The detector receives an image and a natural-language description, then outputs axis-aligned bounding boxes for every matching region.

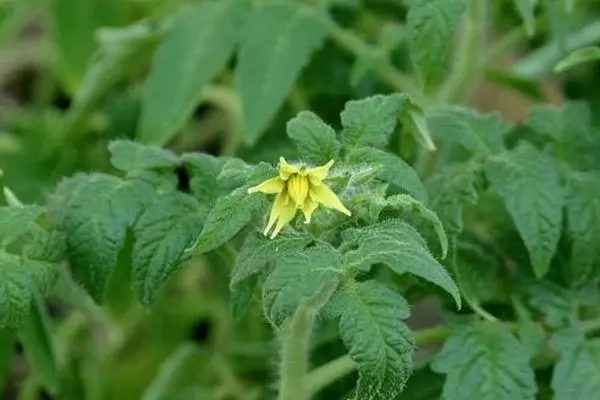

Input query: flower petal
[279,157,300,180]
[306,159,334,184]
[248,177,285,194]
[263,192,283,236]
[269,196,298,239]
[301,197,319,224]
[310,183,351,216]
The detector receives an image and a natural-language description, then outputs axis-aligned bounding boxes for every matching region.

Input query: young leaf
[139,0,247,145]
[564,171,600,285]
[182,153,228,206]
[0,205,44,247]
[427,106,509,155]
[342,220,461,307]
[191,187,266,255]
[513,0,536,37]
[263,243,342,326]
[0,329,15,394]
[286,111,341,164]
[0,251,55,329]
[555,46,600,72]
[50,0,123,92]
[325,280,414,400]
[50,174,154,302]
[237,2,328,145]
[18,296,59,395]
[340,93,407,148]
[427,163,478,236]
[348,147,427,203]
[133,192,206,305]
[407,0,468,89]
[524,101,590,142]
[108,140,180,173]
[485,144,563,277]
[522,279,580,328]
[399,98,436,151]
[432,322,537,400]
[550,329,600,399]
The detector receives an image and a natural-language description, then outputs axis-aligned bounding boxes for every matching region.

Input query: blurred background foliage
[1,0,600,399]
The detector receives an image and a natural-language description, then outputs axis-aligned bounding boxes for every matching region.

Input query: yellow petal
[279,157,300,180]
[306,160,334,184]
[248,177,285,194]
[263,192,283,236]
[287,175,309,207]
[301,197,319,224]
[310,183,351,216]
[269,195,298,239]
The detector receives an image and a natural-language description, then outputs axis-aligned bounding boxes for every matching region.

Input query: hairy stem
[278,282,339,400]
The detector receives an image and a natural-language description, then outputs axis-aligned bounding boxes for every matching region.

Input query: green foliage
[485,144,564,277]
[432,322,537,400]
[109,140,180,173]
[139,0,247,145]
[237,2,328,145]
[555,46,600,72]
[513,0,536,36]
[325,281,414,400]
[287,111,341,164]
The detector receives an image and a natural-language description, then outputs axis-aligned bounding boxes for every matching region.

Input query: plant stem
[278,282,339,400]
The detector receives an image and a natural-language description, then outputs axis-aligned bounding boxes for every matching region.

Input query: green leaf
[50,0,123,92]
[133,192,205,305]
[342,220,461,307]
[348,147,427,203]
[0,205,44,248]
[237,2,328,145]
[427,106,509,155]
[182,153,228,206]
[18,296,59,395]
[524,101,591,142]
[191,187,266,255]
[230,275,258,321]
[108,140,180,173]
[325,280,414,400]
[550,329,600,400]
[286,111,341,164]
[400,98,436,151]
[543,0,569,52]
[69,22,158,126]
[485,144,563,277]
[427,163,478,236]
[555,46,600,72]
[513,0,536,37]
[432,322,537,400]
[564,172,600,285]
[0,250,55,329]
[517,319,546,361]
[0,329,15,394]
[50,174,154,302]
[407,0,468,89]
[340,93,407,148]
[139,0,247,145]
[263,243,343,326]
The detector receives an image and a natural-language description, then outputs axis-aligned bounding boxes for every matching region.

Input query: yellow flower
[248,157,351,238]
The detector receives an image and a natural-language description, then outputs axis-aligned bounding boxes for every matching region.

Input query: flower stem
[278,282,339,400]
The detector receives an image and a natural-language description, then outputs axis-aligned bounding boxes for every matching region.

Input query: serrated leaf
[340,93,407,148]
[325,280,414,400]
[400,98,436,151]
[230,275,258,320]
[0,250,55,329]
[524,101,590,142]
[550,329,600,400]
[514,0,536,36]
[427,106,509,154]
[18,296,59,394]
[407,0,468,88]
[109,140,180,173]
[348,147,427,203]
[133,192,205,305]
[263,243,342,326]
[139,0,247,145]
[342,220,461,307]
[286,111,340,164]
[432,322,537,400]
[50,174,154,302]
[485,144,563,277]
[181,153,229,206]
[555,46,600,72]
[50,0,122,92]
[427,163,478,236]
[191,187,266,255]
[564,171,600,285]
[0,205,44,248]
[237,2,327,144]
